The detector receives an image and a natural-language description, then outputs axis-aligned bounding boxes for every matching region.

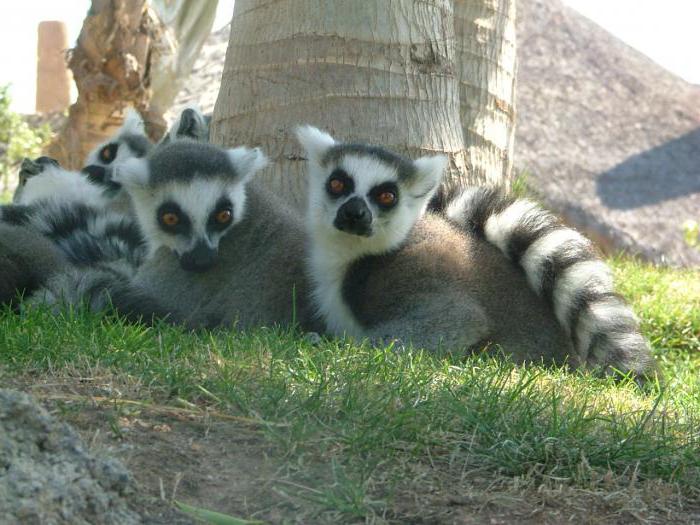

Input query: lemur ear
[112,157,150,188]
[295,125,336,163]
[169,106,209,142]
[119,107,145,135]
[411,154,448,198]
[227,147,268,181]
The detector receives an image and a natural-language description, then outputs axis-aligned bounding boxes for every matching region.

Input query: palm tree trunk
[453,0,517,189]
[211,0,468,209]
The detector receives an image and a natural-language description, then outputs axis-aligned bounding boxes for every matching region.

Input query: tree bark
[211,0,469,209]
[47,0,167,169]
[453,0,517,189]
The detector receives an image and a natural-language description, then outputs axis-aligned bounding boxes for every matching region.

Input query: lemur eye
[161,212,180,226]
[99,143,118,163]
[215,209,232,224]
[326,169,353,198]
[329,178,345,194]
[376,191,396,206]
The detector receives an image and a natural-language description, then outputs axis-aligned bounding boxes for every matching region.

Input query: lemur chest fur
[309,247,366,337]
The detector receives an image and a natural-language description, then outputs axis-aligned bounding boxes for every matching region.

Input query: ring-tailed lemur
[2,157,147,268]
[83,108,153,174]
[35,139,321,332]
[77,106,208,213]
[0,110,152,305]
[297,126,657,377]
[14,106,219,313]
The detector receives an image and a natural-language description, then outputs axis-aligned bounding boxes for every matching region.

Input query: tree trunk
[47,0,168,169]
[453,0,517,190]
[211,0,468,210]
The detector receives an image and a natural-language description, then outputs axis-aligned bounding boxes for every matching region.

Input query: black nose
[179,241,218,273]
[334,197,372,236]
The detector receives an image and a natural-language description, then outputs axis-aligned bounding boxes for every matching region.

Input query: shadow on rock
[597,127,700,210]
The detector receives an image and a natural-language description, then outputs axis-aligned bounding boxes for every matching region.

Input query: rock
[516,0,700,267]
[0,389,142,525]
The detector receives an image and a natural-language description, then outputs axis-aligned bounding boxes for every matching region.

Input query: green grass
[0,258,698,519]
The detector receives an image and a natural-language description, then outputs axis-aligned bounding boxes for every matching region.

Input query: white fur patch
[411,154,447,197]
[553,260,613,326]
[521,228,591,294]
[307,244,366,338]
[16,165,106,208]
[113,158,150,188]
[483,199,541,254]
[574,296,640,362]
[444,187,482,222]
[227,147,268,180]
[295,125,336,162]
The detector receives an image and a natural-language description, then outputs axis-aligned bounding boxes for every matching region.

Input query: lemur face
[139,178,242,272]
[82,108,153,191]
[114,141,267,273]
[296,126,447,255]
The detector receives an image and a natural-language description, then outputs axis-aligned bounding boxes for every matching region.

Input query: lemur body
[2,157,146,268]
[36,140,321,332]
[0,223,68,306]
[298,126,657,376]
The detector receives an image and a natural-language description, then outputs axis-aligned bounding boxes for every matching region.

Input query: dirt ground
[8,375,700,524]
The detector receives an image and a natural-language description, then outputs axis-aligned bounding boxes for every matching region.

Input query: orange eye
[161,212,179,226]
[100,144,116,163]
[329,178,345,194]
[216,209,232,224]
[377,191,396,206]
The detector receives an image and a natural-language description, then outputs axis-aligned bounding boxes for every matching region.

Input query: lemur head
[82,108,153,191]
[296,126,447,256]
[113,140,267,272]
[158,106,211,147]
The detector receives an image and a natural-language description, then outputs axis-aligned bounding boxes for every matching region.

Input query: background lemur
[0,107,204,308]
[2,155,147,269]
[36,138,322,332]
[297,126,657,377]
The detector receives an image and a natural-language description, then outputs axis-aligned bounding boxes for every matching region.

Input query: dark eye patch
[325,168,354,199]
[157,201,191,235]
[207,196,234,233]
[369,182,400,210]
[99,143,119,164]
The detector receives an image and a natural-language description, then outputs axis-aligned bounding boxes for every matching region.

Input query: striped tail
[442,186,657,378]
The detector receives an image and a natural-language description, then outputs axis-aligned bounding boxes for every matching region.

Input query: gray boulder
[0,388,142,525]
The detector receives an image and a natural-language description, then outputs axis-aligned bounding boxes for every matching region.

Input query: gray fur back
[0,224,68,306]
[342,214,576,365]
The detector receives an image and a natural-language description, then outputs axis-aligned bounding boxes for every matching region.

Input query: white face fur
[84,107,150,168]
[296,126,448,260]
[113,144,267,272]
